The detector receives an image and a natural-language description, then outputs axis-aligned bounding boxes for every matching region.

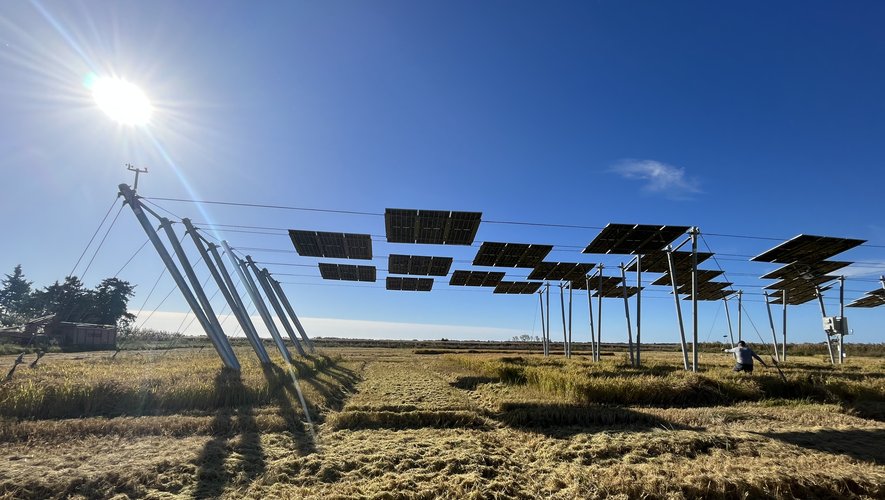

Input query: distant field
[0,344,882,499]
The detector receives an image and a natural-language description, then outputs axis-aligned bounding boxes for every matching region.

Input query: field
[0,343,883,499]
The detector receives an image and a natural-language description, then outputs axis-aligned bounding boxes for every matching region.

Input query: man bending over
[724,341,768,373]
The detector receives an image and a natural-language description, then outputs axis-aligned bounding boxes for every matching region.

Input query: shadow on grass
[759,428,885,465]
[194,369,265,500]
[490,402,698,436]
[450,375,499,390]
[264,364,316,457]
[296,355,360,413]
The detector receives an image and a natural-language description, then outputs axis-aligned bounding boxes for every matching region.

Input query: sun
[89,76,152,125]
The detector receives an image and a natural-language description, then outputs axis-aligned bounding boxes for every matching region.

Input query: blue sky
[1,1,884,346]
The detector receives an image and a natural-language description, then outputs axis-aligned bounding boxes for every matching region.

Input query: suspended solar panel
[449,270,505,287]
[593,286,642,298]
[764,274,836,292]
[583,223,690,255]
[318,263,376,282]
[582,276,624,291]
[751,234,865,264]
[625,251,714,273]
[760,260,851,280]
[768,285,832,306]
[684,289,737,301]
[289,230,373,260]
[493,281,543,294]
[528,262,596,281]
[386,276,434,291]
[473,242,553,268]
[847,289,885,308]
[677,280,732,295]
[652,269,724,287]
[387,254,453,276]
[384,208,482,245]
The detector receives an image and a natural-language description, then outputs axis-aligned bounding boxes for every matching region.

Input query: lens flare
[89,76,152,125]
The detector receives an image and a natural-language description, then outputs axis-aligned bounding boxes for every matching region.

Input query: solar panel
[493,281,543,294]
[584,276,624,290]
[651,269,723,287]
[764,274,836,292]
[387,254,453,276]
[583,223,690,255]
[289,230,373,260]
[472,242,553,268]
[593,286,642,298]
[318,263,376,282]
[384,208,482,245]
[847,289,885,308]
[684,289,737,301]
[528,262,595,281]
[751,234,866,264]
[447,270,505,287]
[677,280,731,295]
[386,276,434,291]
[625,251,714,273]
[768,285,832,306]
[760,260,851,280]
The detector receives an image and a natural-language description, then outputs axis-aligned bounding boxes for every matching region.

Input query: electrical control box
[823,316,848,336]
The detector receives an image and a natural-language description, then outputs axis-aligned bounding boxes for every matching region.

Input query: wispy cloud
[609,159,701,199]
[839,262,885,279]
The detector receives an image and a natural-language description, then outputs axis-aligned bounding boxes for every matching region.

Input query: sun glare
[90,76,152,125]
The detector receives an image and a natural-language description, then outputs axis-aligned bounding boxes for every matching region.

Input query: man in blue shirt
[724,341,768,373]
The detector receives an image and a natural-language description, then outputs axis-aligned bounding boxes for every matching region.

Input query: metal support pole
[539,291,547,356]
[839,276,845,364]
[183,220,270,364]
[568,282,573,358]
[690,227,699,372]
[546,283,551,356]
[267,274,315,353]
[157,217,239,367]
[782,289,787,362]
[585,276,596,362]
[737,290,743,342]
[635,254,642,367]
[222,241,293,365]
[764,293,780,362]
[559,283,567,358]
[117,184,239,370]
[597,266,604,362]
[723,297,735,348]
[665,248,690,370]
[815,287,836,365]
[619,264,635,366]
[247,257,307,357]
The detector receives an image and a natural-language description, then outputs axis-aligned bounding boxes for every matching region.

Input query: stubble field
[0,344,882,499]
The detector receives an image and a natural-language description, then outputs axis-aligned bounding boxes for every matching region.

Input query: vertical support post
[546,283,551,357]
[838,276,845,364]
[183,220,270,364]
[764,292,780,362]
[247,257,307,357]
[585,276,596,362]
[815,287,836,365]
[597,265,604,362]
[267,274,315,353]
[568,281,573,358]
[723,297,735,347]
[782,289,787,362]
[665,248,690,370]
[737,290,743,342]
[619,264,635,366]
[559,283,567,358]
[635,254,642,367]
[539,291,547,356]
[690,227,699,372]
[117,184,239,370]
[222,241,293,365]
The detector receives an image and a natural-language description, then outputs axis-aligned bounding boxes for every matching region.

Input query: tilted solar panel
[751,234,865,264]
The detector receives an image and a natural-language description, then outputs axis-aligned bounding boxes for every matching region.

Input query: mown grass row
[448,354,885,406]
[0,350,352,419]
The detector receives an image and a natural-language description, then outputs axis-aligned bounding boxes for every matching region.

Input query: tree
[0,265,33,325]
[32,276,92,323]
[91,278,136,327]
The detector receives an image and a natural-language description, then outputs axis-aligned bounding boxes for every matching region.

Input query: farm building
[0,315,116,350]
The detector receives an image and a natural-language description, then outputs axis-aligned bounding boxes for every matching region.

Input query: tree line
[0,265,135,328]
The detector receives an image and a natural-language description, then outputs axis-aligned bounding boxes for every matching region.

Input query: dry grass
[0,346,882,499]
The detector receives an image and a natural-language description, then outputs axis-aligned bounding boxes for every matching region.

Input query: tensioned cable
[114,239,150,277]
[80,203,125,281]
[68,195,120,277]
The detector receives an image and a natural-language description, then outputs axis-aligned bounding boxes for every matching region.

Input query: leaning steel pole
[620,264,635,366]
[764,293,780,362]
[559,283,567,358]
[267,274,315,353]
[539,291,548,356]
[665,248,689,370]
[585,276,596,362]
[247,257,307,357]
[118,184,239,370]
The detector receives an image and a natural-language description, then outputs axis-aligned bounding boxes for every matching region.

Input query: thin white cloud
[839,262,885,279]
[609,159,701,199]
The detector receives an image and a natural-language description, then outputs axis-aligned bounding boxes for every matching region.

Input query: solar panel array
[687,289,736,301]
[848,288,885,308]
[473,242,553,268]
[449,270,505,287]
[651,269,724,287]
[594,286,642,298]
[493,281,543,294]
[528,262,596,281]
[289,230,373,260]
[385,209,482,245]
[625,250,713,273]
[753,234,865,305]
[318,263,376,282]
[386,277,434,292]
[388,254,453,276]
[583,224,690,255]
